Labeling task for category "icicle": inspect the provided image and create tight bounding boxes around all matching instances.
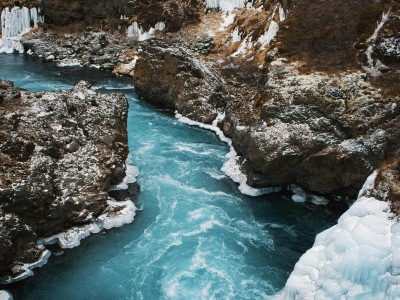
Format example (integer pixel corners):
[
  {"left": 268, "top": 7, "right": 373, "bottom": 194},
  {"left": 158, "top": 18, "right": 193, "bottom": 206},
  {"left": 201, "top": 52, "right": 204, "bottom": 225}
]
[
  {"left": 279, "top": 5, "right": 286, "bottom": 21},
  {"left": 127, "top": 21, "right": 166, "bottom": 41},
  {"left": 231, "top": 27, "right": 241, "bottom": 42},
  {"left": 154, "top": 22, "right": 165, "bottom": 31}
]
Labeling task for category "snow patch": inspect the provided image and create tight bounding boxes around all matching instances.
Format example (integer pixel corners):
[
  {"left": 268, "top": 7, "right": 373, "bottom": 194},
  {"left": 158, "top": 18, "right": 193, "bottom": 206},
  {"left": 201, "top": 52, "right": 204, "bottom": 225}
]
[
  {"left": 57, "top": 58, "right": 83, "bottom": 67},
  {"left": 231, "top": 27, "right": 241, "bottom": 42},
  {"left": 219, "top": 12, "right": 235, "bottom": 31},
  {"left": 363, "top": 11, "right": 390, "bottom": 77},
  {"left": 205, "top": 0, "right": 247, "bottom": 11},
  {"left": 279, "top": 5, "right": 286, "bottom": 22},
  {"left": 176, "top": 112, "right": 281, "bottom": 196}
]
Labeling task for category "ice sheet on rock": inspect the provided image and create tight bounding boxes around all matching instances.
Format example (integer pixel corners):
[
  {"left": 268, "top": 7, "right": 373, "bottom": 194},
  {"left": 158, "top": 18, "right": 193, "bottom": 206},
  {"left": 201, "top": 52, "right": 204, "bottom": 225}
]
[
  {"left": 99, "top": 199, "right": 137, "bottom": 229},
  {"left": 288, "top": 185, "right": 307, "bottom": 203},
  {"left": 110, "top": 158, "right": 140, "bottom": 191},
  {"left": 276, "top": 172, "right": 400, "bottom": 299},
  {"left": 176, "top": 112, "right": 281, "bottom": 196}
]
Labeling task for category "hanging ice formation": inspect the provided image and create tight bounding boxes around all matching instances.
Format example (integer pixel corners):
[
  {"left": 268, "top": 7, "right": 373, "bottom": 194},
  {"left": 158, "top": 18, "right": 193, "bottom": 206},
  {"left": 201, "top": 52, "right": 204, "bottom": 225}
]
[
  {"left": 205, "top": 0, "right": 247, "bottom": 11},
  {"left": 0, "top": 6, "right": 44, "bottom": 54},
  {"left": 127, "top": 21, "right": 166, "bottom": 42}
]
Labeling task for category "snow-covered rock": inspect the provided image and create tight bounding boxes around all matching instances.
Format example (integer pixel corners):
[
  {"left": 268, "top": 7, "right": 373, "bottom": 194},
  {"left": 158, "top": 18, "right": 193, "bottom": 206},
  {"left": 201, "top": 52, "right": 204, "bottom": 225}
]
[{"left": 0, "top": 80, "right": 133, "bottom": 281}]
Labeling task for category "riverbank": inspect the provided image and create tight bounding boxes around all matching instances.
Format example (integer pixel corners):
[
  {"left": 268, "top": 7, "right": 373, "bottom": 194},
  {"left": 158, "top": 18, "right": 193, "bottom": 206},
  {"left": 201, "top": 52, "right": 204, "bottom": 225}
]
[
  {"left": 14, "top": 1, "right": 399, "bottom": 207},
  {"left": 0, "top": 79, "right": 138, "bottom": 281}
]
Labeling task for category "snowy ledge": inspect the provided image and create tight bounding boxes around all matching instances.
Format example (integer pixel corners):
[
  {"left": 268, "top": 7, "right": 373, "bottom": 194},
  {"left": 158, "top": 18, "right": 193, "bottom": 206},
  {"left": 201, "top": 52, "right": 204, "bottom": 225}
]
[
  {"left": 38, "top": 159, "right": 139, "bottom": 249},
  {"left": 175, "top": 112, "right": 282, "bottom": 196},
  {"left": 275, "top": 172, "right": 400, "bottom": 299},
  {"left": 1, "top": 161, "right": 139, "bottom": 284},
  {"left": 0, "top": 248, "right": 51, "bottom": 285}
]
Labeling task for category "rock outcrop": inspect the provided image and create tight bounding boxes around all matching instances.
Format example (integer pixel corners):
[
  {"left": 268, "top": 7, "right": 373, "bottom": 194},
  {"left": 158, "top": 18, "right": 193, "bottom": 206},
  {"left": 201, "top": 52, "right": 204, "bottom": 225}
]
[
  {"left": 0, "top": 80, "right": 129, "bottom": 280},
  {"left": 131, "top": 1, "right": 400, "bottom": 198},
  {"left": 22, "top": 31, "right": 137, "bottom": 71},
  {"left": 8, "top": 0, "right": 400, "bottom": 201},
  {"left": 133, "top": 39, "right": 228, "bottom": 123}
]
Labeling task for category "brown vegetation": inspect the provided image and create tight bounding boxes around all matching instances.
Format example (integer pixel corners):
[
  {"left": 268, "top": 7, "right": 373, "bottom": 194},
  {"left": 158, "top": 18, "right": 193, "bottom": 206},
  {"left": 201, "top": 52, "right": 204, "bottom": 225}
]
[{"left": 277, "top": 0, "right": 395, "bottom": 72}]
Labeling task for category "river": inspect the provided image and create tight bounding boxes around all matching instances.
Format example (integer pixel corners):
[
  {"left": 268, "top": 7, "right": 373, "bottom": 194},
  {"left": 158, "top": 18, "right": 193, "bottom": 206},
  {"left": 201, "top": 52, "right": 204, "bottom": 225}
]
[{"left": 0, "top": 54, "right": 336, "bottom": 299}]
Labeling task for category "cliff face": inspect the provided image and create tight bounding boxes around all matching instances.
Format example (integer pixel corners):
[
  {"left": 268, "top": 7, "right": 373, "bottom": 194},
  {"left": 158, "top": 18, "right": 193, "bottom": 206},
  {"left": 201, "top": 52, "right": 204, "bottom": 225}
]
[
  {"left": 4, "top": 0, "right": 399, "bottom": 200},
  {"left": 1, "top": 0, "right": 135, "bottom": 25},
  {"left": 132, "top": 0, "right": 400, "bottom": 198},
  {"left": 1, "top": 0, "right": 202, "bottom": 31},
  {"left": 0, "top": 80, "right": 128, "bottom": 280}
]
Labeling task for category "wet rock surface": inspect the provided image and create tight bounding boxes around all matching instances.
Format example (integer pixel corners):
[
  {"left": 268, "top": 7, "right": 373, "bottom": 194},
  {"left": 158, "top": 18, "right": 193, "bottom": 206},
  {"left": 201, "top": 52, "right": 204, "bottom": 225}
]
[{"left": 0, "top": 80, "right": 129, "bottom": 279}]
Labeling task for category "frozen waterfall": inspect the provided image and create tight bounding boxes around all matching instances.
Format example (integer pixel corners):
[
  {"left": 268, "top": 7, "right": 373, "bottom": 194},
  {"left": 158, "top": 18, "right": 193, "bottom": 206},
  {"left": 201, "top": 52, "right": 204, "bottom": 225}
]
[
  {"left": 127, "top": 21, "right": 165, "bottom": 42},
  {"left": 0, "top": 6, "right": 44, "bottom": 53},
  {"left": 205, "top": 0, "right": 247, "bottom": 11}
]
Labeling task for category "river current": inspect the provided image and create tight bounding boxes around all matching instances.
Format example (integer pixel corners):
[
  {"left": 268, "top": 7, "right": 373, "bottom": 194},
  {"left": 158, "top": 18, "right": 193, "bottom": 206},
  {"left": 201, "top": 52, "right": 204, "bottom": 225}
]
[{"left": 1, "top": 54, "right": 336, "bottom": 299}]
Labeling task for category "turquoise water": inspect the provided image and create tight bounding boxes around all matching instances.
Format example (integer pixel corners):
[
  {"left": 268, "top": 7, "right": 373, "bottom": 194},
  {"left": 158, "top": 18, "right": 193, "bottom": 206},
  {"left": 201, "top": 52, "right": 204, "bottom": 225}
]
[{"left": 1, "top": 54, "right": 336, "bottom": 299}]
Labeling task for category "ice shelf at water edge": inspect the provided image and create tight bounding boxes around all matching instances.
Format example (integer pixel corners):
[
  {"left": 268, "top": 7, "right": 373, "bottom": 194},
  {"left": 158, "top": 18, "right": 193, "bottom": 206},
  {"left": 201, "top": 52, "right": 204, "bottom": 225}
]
[{"left": 276, "top": 172, "right": 400, "bottom": 299}]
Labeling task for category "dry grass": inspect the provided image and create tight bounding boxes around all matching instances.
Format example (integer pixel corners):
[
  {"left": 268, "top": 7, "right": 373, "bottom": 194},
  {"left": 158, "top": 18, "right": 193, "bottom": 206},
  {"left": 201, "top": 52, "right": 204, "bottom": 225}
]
[{"left": 276, "top": 0, "right": 396, "bottom": 72}]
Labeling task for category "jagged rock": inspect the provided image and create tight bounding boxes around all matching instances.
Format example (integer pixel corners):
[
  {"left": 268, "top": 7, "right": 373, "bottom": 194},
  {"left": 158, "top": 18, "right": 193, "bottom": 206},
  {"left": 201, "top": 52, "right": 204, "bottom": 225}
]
[
  {"left": 22, "top": 32, "right": 137, "bottom": 71},
  {"left": 133, "top": 39, "right": 228, "bottom": 123},
  {"left": 13, "top": 0, "right": 400, "bottom": 201},
  {"left": 0, "top": 80, "right": 129, "bottom": 279},
  {"left": 225, "top": 60, "right": 399, "bottom": 196}
]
